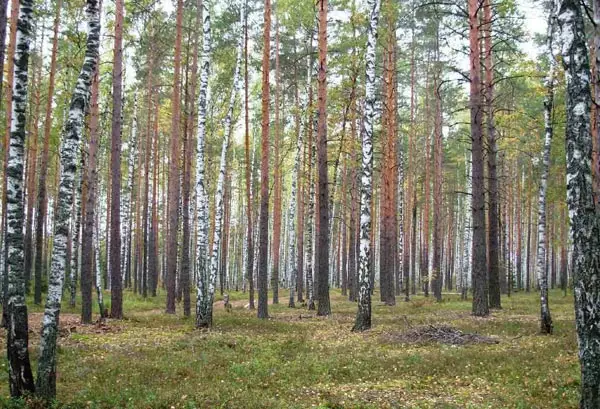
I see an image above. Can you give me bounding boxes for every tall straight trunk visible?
[559,1,600,407]
[220,173,232,294]
[109,0,124,318]
[257,0,271,319]
[181,0,200,317]
[431,27,443,302]
[525,175,532,293]
[35,1,100,399]
[535,5,557,335]
[484,0,501,309]
[411,189,417,295]
[316,0,330,316]
[305,66,316,310]
[201,20,243,328]
[404,10,416,302]
[469,0,488,316]
[150,101,159,297]
[81,25,102,324]
[286,86,304,307]
[295,52,305,303]
[24,36,42,295]
[379,0,396,305]
[142,31,154,299]
[166,0,183,314]
[594,0,600,205]
[353,0,381,332]
[1,0,19,315]
[5,0,35,397]
[122,94,137,289]
[195,0,211,326]
[516,170,523,292]
[271,22,282,304]
[70,163,83,306]
[243,0,254,309]
[422,77,432,297]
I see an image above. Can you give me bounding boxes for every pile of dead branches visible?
[383,325,499,346]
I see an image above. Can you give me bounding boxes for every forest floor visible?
[0,288,580,408]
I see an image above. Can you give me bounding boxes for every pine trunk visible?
[469,0,489,317]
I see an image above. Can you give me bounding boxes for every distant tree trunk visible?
[379,0,397,306]
[150,101,159,297]
[431,27,443,302]
[257,0,271,319]
[295,52,305,303]
[24,36,42,295]
[559,1,600,407]
[109,0,124,318]
[461,154,472,300]
[195,0,211,327]
[353,0,381,332]
[271,22,282,305]
[483,0,501,309]
[286,90,304,307]
[316,0,331,316]
[243,0,254,309]
[35,1,100,399]
[305,74,316,311]
[121,94,137,290]
[535,4,558,335]
[469,0,488,317]
[5,0,36,397]
[165,0,183,315]
[404,10,416,302]
[81,31,102,324]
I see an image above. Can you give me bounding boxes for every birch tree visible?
[536,3,557,335]
[558,1,600,406]
[6,0,35,397]
[352,0,381,332]
[199,14,243,328]
[195,0,211,329]
[35,0,101,399]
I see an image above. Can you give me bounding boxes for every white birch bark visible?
[353,0,381,332]
[199,7,243,328]
[195,0,212,328]
[558,1,600,406]
[6,0,35,397]
[536,4,557,334]
[36,0,101,399]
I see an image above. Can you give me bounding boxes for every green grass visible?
[0,289,580,408]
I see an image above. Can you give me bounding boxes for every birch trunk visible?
[35,0,100,399]
[536,5,557,335]
[6,0,35,397]
[195,0,211,328]
[558,2,600,407]
[352,0,381,332]
[205,33,242,326]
